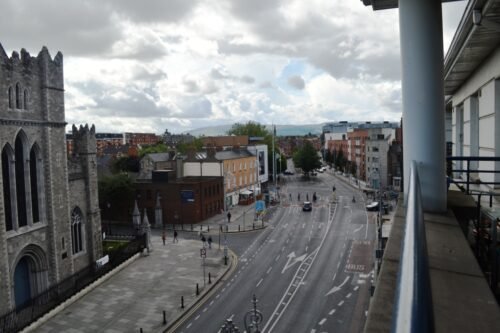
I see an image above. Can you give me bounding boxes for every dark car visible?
[302,201,312,212]
[284,170,294,175]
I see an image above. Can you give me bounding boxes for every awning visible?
[240,189,253,195]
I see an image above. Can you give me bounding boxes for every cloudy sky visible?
[1,0,466,134]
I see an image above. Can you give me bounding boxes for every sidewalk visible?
[24,232,234,333]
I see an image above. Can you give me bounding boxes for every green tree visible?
[138,143,169,157]
[98,174,135,221]
[110,156,140,174]
[325,149,333,166]
[176,137,203,154]
[292,141,322,175]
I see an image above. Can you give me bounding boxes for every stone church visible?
[0,43,102,314]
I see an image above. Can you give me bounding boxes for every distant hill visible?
[186,124,324,137]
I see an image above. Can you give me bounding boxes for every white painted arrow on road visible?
[281,252,307,274]
[325,276,350,296]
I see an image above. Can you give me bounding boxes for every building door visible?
[14,257,32,309]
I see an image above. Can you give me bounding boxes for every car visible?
[366,202,379,211]
[302,201,312,211]
[319,166,327,172]
[283,170,294,175]
[310,171,317,176]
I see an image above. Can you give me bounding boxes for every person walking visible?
[227,211,232,223]
[201,234,207,248]
[173,230,178,243]
[161,230,166,246]
[208,236,212,249]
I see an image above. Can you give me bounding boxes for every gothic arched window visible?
[2,146,14,231]
[23,89,29,110]
[15,83,22,109]
[15,134,27,227]
[71,207,84,254]
[30,146,40,223]
[8,87,13,109]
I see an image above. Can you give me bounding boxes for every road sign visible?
[200,248,206,258]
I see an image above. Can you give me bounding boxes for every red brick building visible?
[135,171,223,226]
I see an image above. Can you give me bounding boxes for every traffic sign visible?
[200,248,206,258]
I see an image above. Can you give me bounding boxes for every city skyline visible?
[1,0,466,134]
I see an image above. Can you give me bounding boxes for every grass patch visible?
[103,240,129,255]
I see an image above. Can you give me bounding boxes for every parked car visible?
[302,201,312,212]
[284,170,294,175]
[366,202,379,211]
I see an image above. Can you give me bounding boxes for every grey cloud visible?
[106,0,199,23]
[259,81,273,89]
[210,68,228,80]
[288,75,305,90]
[180,97,213,118]
[0,0,122,57]
[183,79,200,93]
[240,75,255,84]
[131,66,168,82]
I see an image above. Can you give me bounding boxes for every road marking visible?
[203,308,207,312]
[195,315,200,321]
[267,267,273,274]
[305,246,308,252]
[275,254,281,261]
[319,318,327,325]
[354,286,359,291]
[338,300,344,306]
[281,252,307,274]
[216,294,220,299]
[325,276,350,296]
[209,301,214,306]
[353,225,364,233]
[187,323,192,329]
[222,288,226,292]
[346,292,352,298]
[302,223,305,229]
[311,330,316,333]
[329,309,336,315]
[256,278,263,287]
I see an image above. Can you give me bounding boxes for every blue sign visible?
[255,200,265,212]
[181,190,195,203]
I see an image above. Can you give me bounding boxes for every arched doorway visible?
[14,257,32,309]
[12,245,48,310]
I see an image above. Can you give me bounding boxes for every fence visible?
[391,161,434,332]
[0,235,145,333]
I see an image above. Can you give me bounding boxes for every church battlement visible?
[71,124,97,155]
[0,42,65,122]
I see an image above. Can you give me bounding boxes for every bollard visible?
[200,225,202,231]
[196,283,200,296]
[224,255,228,266]
[209,272,212,284]
[163,310,167,325]
[140,329,143,333]
[208,225,210,232]
[226,225,228,232]
[238,225,240,232]
[253,223,255,230]
[181,296,184,309]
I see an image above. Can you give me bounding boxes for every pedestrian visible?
[289,193,292,201]
[161,230,166,246]
[173,230,178,243]
[298,193,300,201]
[208,236,212,249]
[201,234,206,247]
[227,211,232,223]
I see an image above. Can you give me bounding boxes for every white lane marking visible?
[311,330,316,333]
[353,225,364,233]
[338,300,344,306]
[302,223,305,229]
[216,294,220,299]
[319,318,327,325]
[256,278,263,287]
[305,246,308,252]
[346,292,352,298]
[329,309,336,315]
[195,315,200,321]
[275,254,281,261]
[354,286,359,291]
[209,301,214,306]
[203,308,207,313]
[222,288,226,292]
[325,276,350,296]
[281,252,307,274]
[187,323,192,329]
[267,267,273,274]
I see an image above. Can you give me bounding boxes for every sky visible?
[0,0,467,134]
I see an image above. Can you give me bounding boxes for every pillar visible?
[399,0,446,212]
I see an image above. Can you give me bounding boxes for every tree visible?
[292,141,322,175]
[227,121,270,138]
[138,143,169,157]
[110,156,140,174]
[176,137,203,154]
[325,149,333,166]
[98,174,135,221]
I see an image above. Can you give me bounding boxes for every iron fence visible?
[0,235,145,333]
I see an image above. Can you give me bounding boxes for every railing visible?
[447,156,500,200]
[0,235,146,333]
[391,161,434,333]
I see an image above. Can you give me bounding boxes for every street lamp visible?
[106,202,111,236]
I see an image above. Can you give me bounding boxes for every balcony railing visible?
[391,161,434,333]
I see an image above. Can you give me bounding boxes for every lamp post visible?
[106,202,111,237]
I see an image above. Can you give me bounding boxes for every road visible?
[175,169,376,333]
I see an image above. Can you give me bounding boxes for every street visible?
[175,170,376,333]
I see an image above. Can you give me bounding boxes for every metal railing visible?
[0,235,146,333]
[447,156,500,199]
[391,161,434,333]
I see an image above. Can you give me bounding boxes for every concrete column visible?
[399,0,446,212]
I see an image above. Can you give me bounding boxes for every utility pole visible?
[272,125,276,192]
